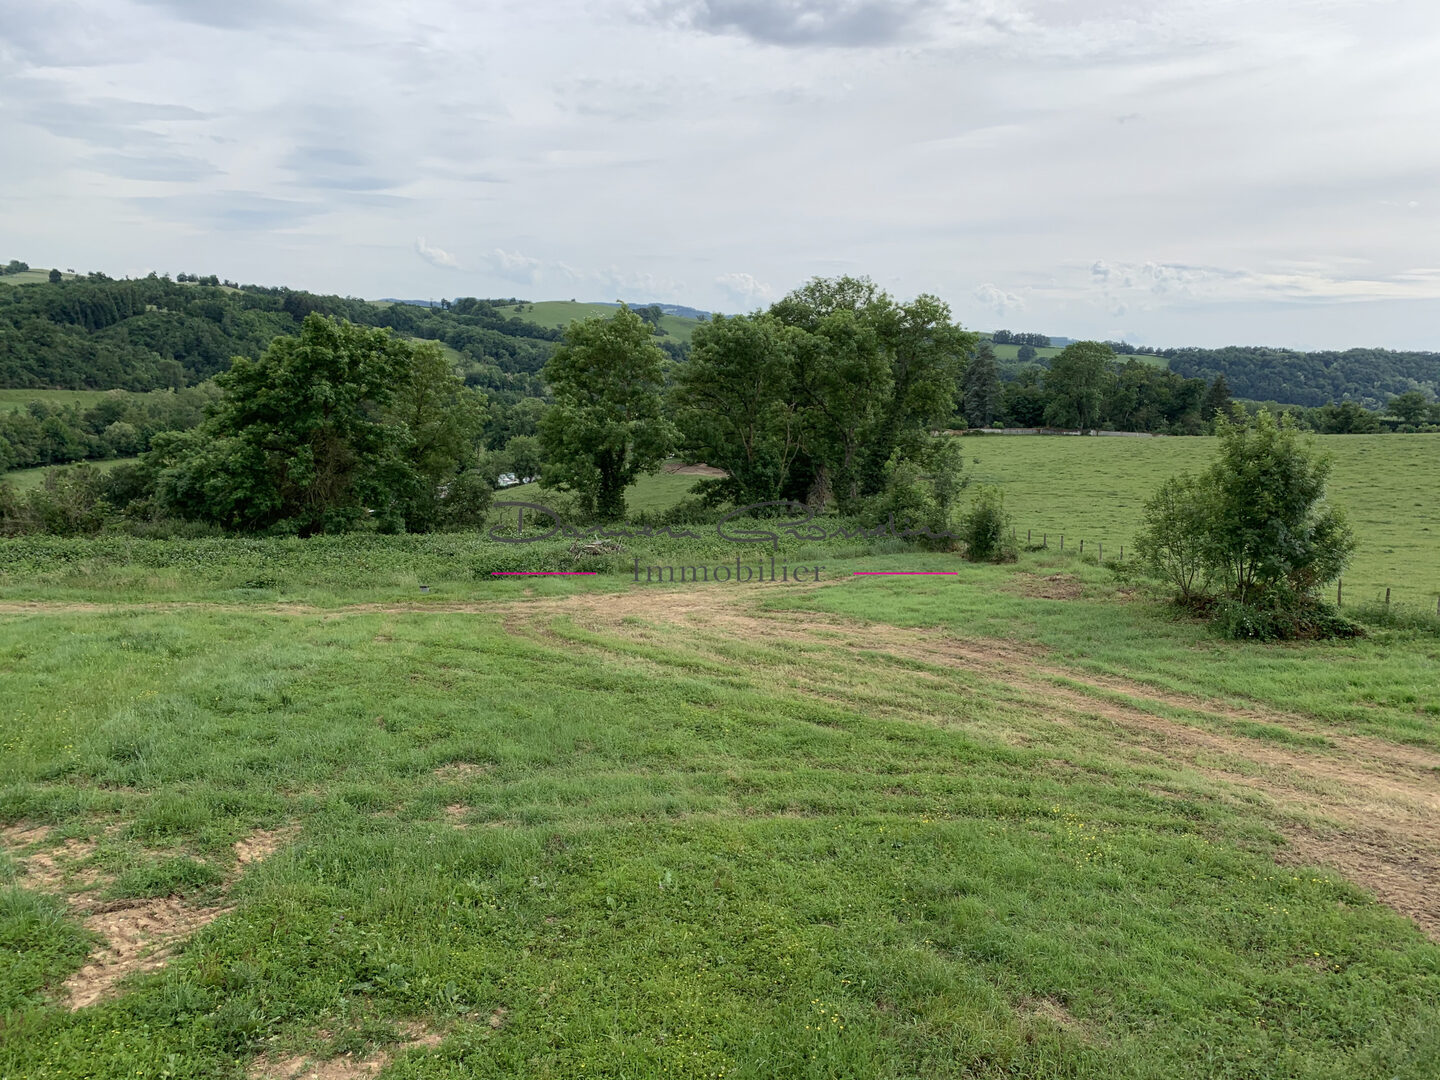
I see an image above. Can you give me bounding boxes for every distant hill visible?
[491,300,702,345]
[0,275,568,402]
[4,268,1435,409]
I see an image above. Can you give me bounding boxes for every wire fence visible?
[1008,526,1440,615]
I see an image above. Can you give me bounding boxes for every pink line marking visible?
[492,571,597,576]
[853,571,957,575]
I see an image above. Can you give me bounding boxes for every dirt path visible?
[492,587,1440,941]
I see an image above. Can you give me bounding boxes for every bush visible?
[1133,411,1357,639]
[1213,595,1363,642]
[959,486,1016,563]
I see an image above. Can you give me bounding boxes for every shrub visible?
[959,486,1016,563]
[1134,411,1357,639]
[1213,595,1363,642]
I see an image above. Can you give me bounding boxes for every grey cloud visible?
[125,0,316,30]
[651,0,937,47]
[130,192,322,231]
[12,94,209,149]
[85,151,221,182]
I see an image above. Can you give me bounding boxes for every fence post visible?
[1385,587,1391,607]
[1080,539,1084,555]
[1119,546,1123,562]
[1337,579,1342,606]
[1060,535,1064,551]
[1099,542,1103,562]
[1043,533,1047,548]
[1028,529,1031,543]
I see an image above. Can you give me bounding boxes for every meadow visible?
[963,434,1439,607]
[0,390,130,414]
[1,538,1438,1078]
[493,302,701,344]
[3,428,1440,1077]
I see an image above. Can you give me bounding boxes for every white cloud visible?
[973,283,1024,317]
[415,236,460,270]
[715,271,774,308]
[4,0,1440,346]
[490,248,543,283]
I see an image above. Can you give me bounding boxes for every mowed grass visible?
[962,434,1440,605]
[1,565,1439,1078]
[495,301,701,344]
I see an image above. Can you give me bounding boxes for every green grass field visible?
[1,539,1438,1078]
[0,270,79,287]
[3,457,134,491]
[962,434,1439,606]
[983,343,1165,368]
[499,466,706,516]
[496,302,701,345]
[0,390,131,414]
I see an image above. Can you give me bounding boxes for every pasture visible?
[494,301,701,344]
[1,542,1438,1078]
[0,390,128,414]
[2,457,133,491]
[963,434,1440,606]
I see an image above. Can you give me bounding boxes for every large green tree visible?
[538,306,678,520]
[150,314,484,534]
[961,342,1002,428]
[671,312,804,506]
[1043,341,1114,430]
[769,276,972,508]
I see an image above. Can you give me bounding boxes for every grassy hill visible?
[986,341,1168,368]
[495,301,702,344]
[0,269,80,287]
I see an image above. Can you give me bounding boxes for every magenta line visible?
[853,571,957,575]
[492,571,597,576]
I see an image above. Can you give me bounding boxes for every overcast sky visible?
[3,0,1438,348]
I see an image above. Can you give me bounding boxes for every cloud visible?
[490,248,543,283]
[129,192,322,231]
[647,0,937,47]
[415,237,460,270]
[715,271,774,308]
[973,283,1024,317]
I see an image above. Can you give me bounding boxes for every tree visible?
[959,486,1016,562]
[1043,341,1114,430]
[769,276,972,508]
[1387,389,1430,426]
[960,343,1002,427]
[48,269,62,284]
[1203,412,1355,602]
[538,306,678,520]
[382,340,488,531]
[1133,474,1216,600]
[1201,373,1232,423]
[1002,368,1047,427]
[151,314,427,534]
[1016,344,1037,363]
[1313,400,1381,434]
[502,434,544,484]
[1136,411,1355,612]
[672,312,804,506]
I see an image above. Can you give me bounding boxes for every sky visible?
[2,0,1439,349]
